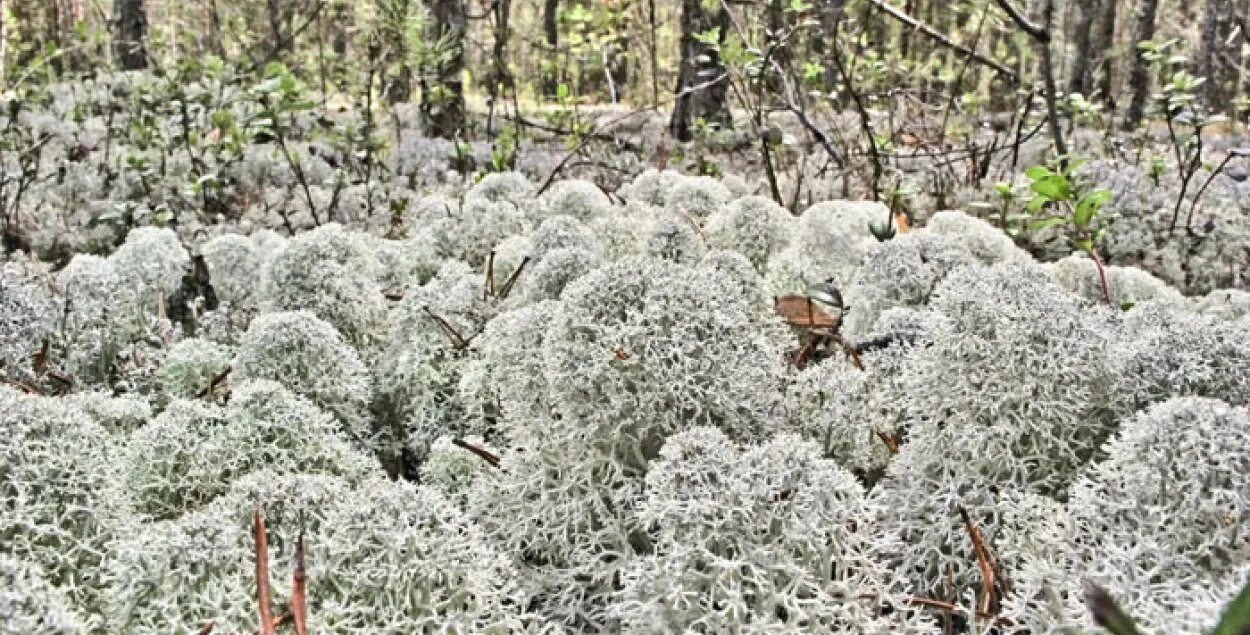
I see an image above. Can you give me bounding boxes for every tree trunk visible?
[1067,0,1096,96]
[1197,0,1236,107]
[542,0,559,97]
[669,0,732,141]
[112,0,148,70]
[1096,0,1117,105]
[1123,0,1160,129]
[419,0,466,138]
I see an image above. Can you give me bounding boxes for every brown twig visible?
[484,250,496,299]
[875,431,900,455]
[31,338,49,375]
[422,306,469,349]
[0,375,42,395]
[254,509,276,635]
[198,366,233,399]
[495,257,530,300]
[196,622,215,635]
[904,596,1014,626]
[958,506,1000,618]
[452,438,502,469]
[291,531,308,635]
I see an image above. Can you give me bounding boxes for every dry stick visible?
[198,366,232,399]
[253,509,276,635]
[484,250,496,300]
[291,531,308,635]
[495,257,531,300]
[0,375,41,394]
[422,306,469,349]
[903,596,1014,627]
[958,506,999,618]
[196,622,215,635]
[452,438,502,469]
[875,431,900,455]
[535,107,657,196]
[865,0,1018,83]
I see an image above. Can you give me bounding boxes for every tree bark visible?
[1067,0,1096,96]
[542,0,559,97]
[1123,0,1161,129]
[1096,0,1117,105]
[669,0,733,141]
[419,0,466,138]
[113,0,148,70]
[1197,0,1236,107]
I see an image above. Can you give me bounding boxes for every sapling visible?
[1023,160,1114,305]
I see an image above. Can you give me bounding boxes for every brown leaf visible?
[773,295,839,329]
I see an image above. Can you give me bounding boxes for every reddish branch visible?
[198,366,232,399]
[291,531,308,635]
[958,506,1001,617]
[253,509,276,635]
[452,438,502,469]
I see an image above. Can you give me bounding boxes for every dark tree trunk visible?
[542,0,559,97]
[1068,0,1096,96]
[112,0,148,70]
[419,0,466,138]
[1096,0,1118,105]
[1198,0,1236,107]
[814,0,846,91]
[669,0,732,141]
[1124,0,1160,129]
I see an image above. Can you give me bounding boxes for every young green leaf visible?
[1031,174,1072,201]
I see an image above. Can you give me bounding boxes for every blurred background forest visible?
[2,0,1249,292]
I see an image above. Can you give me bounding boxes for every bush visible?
[0,556,84,635]
[261,224,388,351]
[614,427,933,633]
[869,262,1119,597]
[703,194,794,269]
[233,311,373,443]
[108,227,190,303]
[104,473,536,633]
[1003,397,1250,633]
[0,391,121,623]
[157,338,233,399]
[0,263,55,382]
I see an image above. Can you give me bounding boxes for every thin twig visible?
[867,0,1018,81]
[291,531,308,635]
[452,438,502,469]
[196,622,215,635]
[422,306,469,349]
[254,509,276,635]
[875,431,900,455]
[495,257,530,300]
[958,506,999,618]
[198,366,233,399]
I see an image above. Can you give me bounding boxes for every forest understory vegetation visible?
[2,0,1250,633]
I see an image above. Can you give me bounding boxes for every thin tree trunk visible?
[419,0,466,138]
[113,0,148,70]
[669,0,732,141]
[1198,0,1236,107]
[542,0,559,97]
[1096,0,1117,105]
[1124,0,1161,129]
[0,0,7,85]
[1067,0,1096,96]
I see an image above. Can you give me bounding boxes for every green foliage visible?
[1212,576,1250,635]
[1024,161,1111,253]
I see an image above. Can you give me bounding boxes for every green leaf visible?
[1025,166,1053,180]
[1212,575,1250,635]
[1027,217,1068,232]
[1026,195,1051,212]
[1031,174,1072,201]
